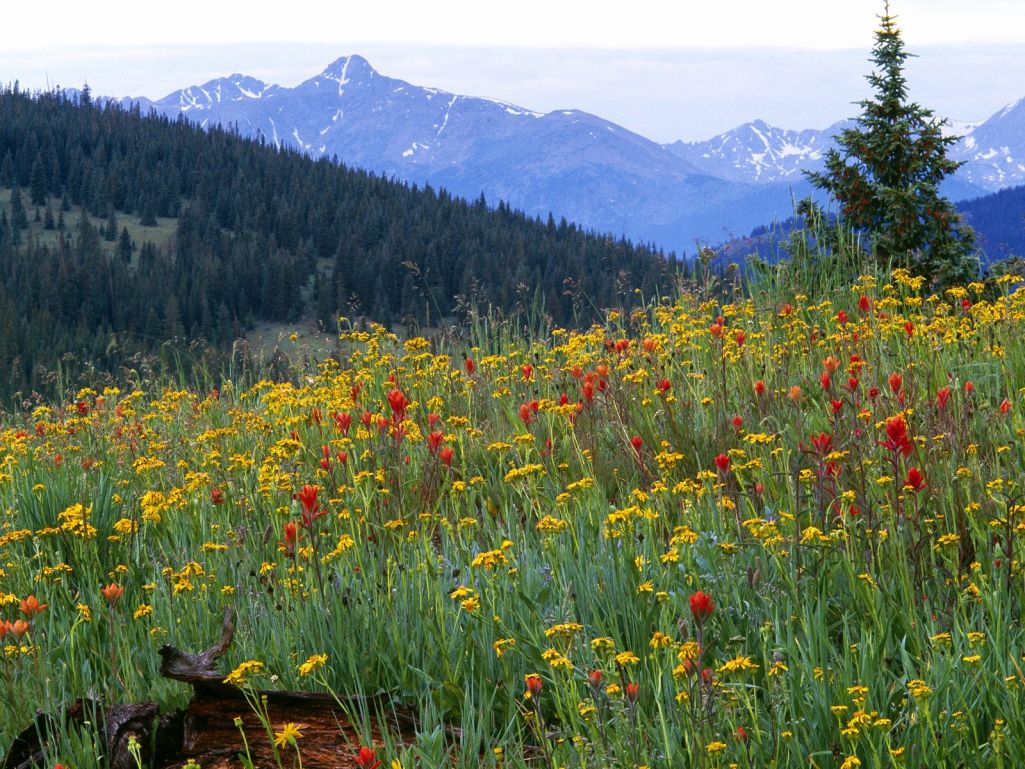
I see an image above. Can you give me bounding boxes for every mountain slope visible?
[113,55,1025,254]
[953,99,1025,191]
[119,56,813,251]
[958,183,1025,260]
[664,120,848,184]
[0,88,675,398]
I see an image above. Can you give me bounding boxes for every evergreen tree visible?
[9,186,28,231]
[105,207,118,241]
[138,195,158,227]
[117,226,134,263]
[29,153,47,205]
[805,2,976,285]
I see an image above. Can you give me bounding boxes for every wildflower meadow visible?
[2,267,1025,768]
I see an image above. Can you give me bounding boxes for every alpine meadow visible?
[2,4,1025,769]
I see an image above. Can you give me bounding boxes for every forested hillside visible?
[0,87,674,399]
[959,183,1025,261]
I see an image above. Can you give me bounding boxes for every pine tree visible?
[805,2,977,286]
[117,226,134,263]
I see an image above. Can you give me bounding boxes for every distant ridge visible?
[104,55,1025,255]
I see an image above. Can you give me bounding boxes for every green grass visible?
[0,187,178,257]
[2,258,1025,769]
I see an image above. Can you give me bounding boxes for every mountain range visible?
[108,55,1025,255]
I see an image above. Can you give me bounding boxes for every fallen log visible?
[3,607,451,769]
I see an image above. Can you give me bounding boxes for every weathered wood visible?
[176,687,405,768]
[3,607,456,769]
[158,606,236,684]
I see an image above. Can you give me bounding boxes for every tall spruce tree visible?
[805,2,977,286]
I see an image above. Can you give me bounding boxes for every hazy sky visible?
[2,1,1023,141]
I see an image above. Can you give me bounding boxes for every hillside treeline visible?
[0,86,675,399]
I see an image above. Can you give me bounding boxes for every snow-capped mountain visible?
[666,105,1024,200]
[112,55,1025,254]
[953,98,1025,191]
[664,120,848,184]
[114,56,817,252]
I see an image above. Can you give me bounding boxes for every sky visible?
[1,1,1024,141]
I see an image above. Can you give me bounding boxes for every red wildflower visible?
[354,746,382,769]
[754,380,765,397]
[904,467,927,493]
[625,682,640,704]
[521,363,534,381]
[582,379,596,402]
[888,372,903,394]
[20,595,48,617]
[689,590,715,623]
[734,331,746,347]
[333,411,352,435]
[8,619,29,638]
[518,403,534,426]
[837,309,849,326]
[439,447,454,467]
[714,453,731,474]
[297,485,322,526]
[464,356,476,375]
[1000,398,1012,414]
[587,669,602,688]
[525,674,543,697]
[630,435,643,453]
[881,416,913,456]
[100,583,125,607]
[210,487,225,505]
[809,432,833,455]
[284,520,298,546]
[427,430,445,456]
[731,415,743,431]
[858,295,871,313]
[936,387,952,411]
[387,388,409,421]
[656,378,671,394]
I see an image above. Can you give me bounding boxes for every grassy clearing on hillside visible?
[0,187,177,257]
[2,268,1025,768]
